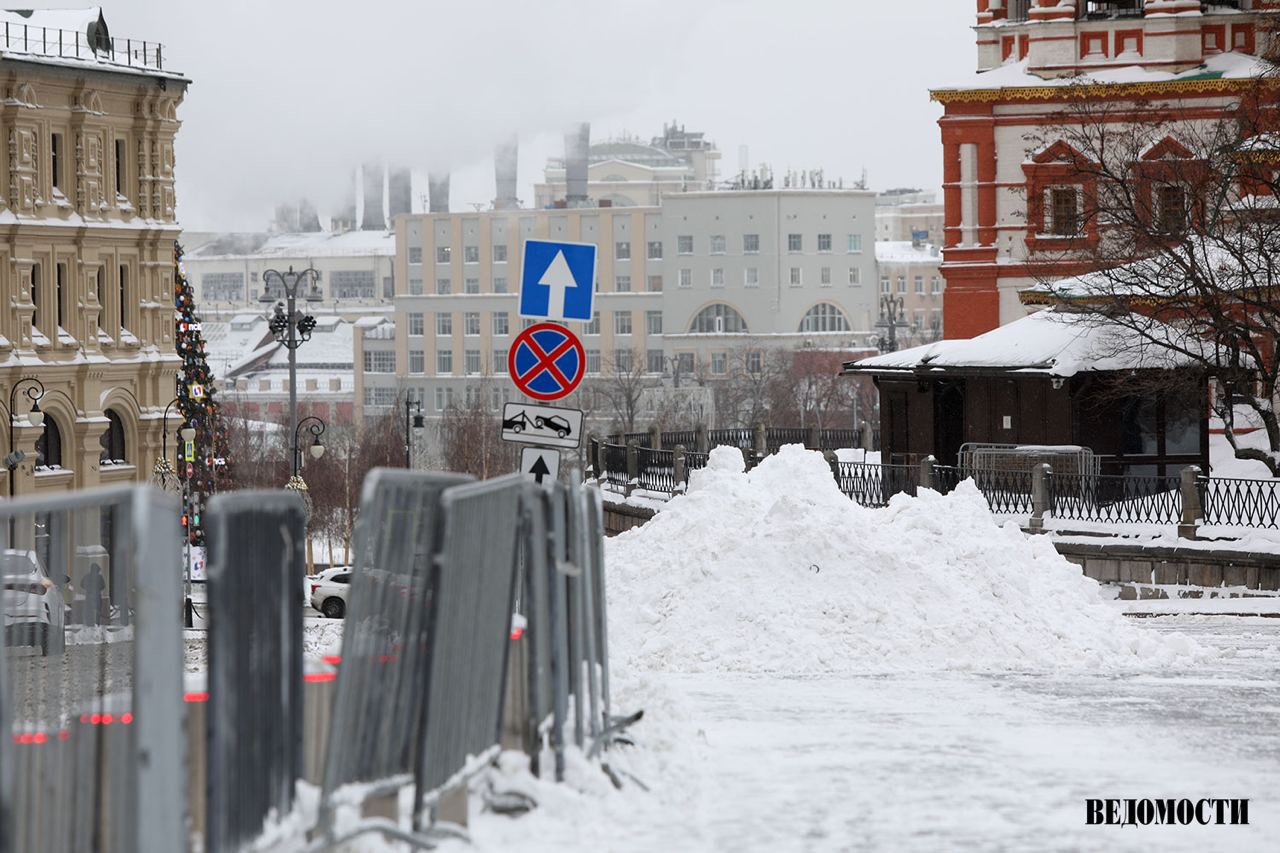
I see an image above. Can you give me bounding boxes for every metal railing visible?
[606,425,875,455]
[1202,476,1280,529]
[0,23,166,71]
[834,461,919,508]
[1050,471,1183,526]
[637,447,678,495]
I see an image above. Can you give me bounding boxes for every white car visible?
[1,549,65,656]
[302,566,349,608]
[310,571,353,619]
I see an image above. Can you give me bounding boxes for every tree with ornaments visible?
[173,242,232,545]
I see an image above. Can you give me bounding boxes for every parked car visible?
[303,566,349,607]
[1,549,65,656]
[534,414,572,438]
[310,571,353,618]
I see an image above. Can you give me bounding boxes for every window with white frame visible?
[789,267,802,286]
[409,350,425,374]
[787,233,802,252]
[408,312,424,335]
[493,349,508,373]
[743,233,760,254]
[615,241,631,260]
[914,276,925,294]
[818,233,832,253]
[679,269,692,288]
[847,234,863,253]
[849,268,861,286]
[409,278,423,295]
[646,349,664,374]
[614,311,632,335]
[363,351,396,373]
[464,278,480,294]
[586,349,601,373]
[408,247,423,264]
[493,244,508,263]
[711,268,725,288]
[689,303,748,334]
[436,278,451,295]
[492,312,509,336]
[436,313,452,335]
[494,276,508,293]
[896,277,907,294]
[585,311,600,335]
[464,312,480,335]
[710,235,726,254]
[820,267,832,287]
[613,349,633,372]
[881,276,891,293]
[465,350,481,374]
[464,246,480,263]
[615,274,632,293]
[436,349,453,374]
[647,275,663,292]
[647,241,662,260]
[931,276,942,294]
[745,267,759,288]
[677,235,694,255]
[437,246,451,263]
[798,303,852,333]
[711,352,727,374]
[746,350,763,374]
[646,310,663,335]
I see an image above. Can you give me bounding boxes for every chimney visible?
[361,162,386,231]
[564,123,590,208]
[428,172,450,214]
[494,136,519,211]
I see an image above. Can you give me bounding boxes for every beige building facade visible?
[0,10,188,502]
[876,241,944,347]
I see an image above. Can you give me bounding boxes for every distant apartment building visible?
[181,230,396,315]
[876,189,945,247]
[876,241,945,347]
[0,8,189,502]
[358,185,879,422]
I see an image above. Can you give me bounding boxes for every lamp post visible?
[151,397,182,493]
[261,266,321,484]
[5,377,45,502]
[875,295,910,354]
[180,422,196,627]
[292,416,327,476]
[404,399,424,469]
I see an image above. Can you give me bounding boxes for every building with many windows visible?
[875,240,945,347]
[0,8,188,503]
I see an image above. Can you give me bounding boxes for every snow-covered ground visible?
[442,448,1280,852]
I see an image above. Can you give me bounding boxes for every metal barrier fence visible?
[1202,476,1280,529]
[834,462,920,508]
[203,492,306,853]
[1049,472,1182,526]
[637,447,678,495]
[0,486,184,853]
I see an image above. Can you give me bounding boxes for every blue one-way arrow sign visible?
[519,239,597,322]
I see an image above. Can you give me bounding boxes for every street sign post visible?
[500,402,583,449]
[508,323,585,402]
[520,446,560,485]
[519,239,597,323]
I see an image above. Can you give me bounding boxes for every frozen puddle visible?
[460,617,1280,852]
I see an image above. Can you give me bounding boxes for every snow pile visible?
[607,446,1200,674]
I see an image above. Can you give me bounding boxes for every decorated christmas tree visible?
[173,241,232,545]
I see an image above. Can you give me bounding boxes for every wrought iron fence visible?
[834,462,920,507]
[637,448,678,495]
[708,428,754,449]
[601,443,629,491]
[1050,471,1182,526]
[664,430,697,449]
[1201,476,1280,529]
[820,429,859,451]
[765,428,807,452]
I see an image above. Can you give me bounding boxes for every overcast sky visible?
[76,0,974,230]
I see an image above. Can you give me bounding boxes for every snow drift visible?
[607,446,1199,674]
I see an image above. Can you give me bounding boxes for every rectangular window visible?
[586,349,601,374]
[117,264,126,330]
[464,278,480,294]
[1156,185,1187,235]
[492,244,508,263]
[820,267,832,287]
[818,233,832,253]
[408,312,425,335]
[436,278,452,295]
[614,311,632,335]
[849,268,861,286]
[464,312,480,335]
[1049,187,1080,236]
[745,267,759,288]
[409,350,425,374]
[492,312,509,336]
[363,350,396,373]
[679,269,692,288]
[647,241,663,260]
[711,352,727,375]
[646,349,665,374]
[788,233,802,253]
[409,278,423,295]
[364,387,397,407]
[465,350,481,374]
[647,275,663,292]
[915,276,925,294]
[677,235,694,255]
[615,274,632,293]
[115,138,127,200]
[436,313,453,335]
[711,268,725,288]
[743,234,760,254]
[896,277,907,294]
[202,273,245,302]
[613,349,633,372]
[789,267,802,287]
[56,263,66,328]
[408,247,423,264]
[615,241,631,260]
[436,349,453,374]
[931,276,942,294]
[646,310,663,335]
[880,276,890,294]
[677,352,695,377]
[51,133,63,192]
[436,246,451,263]
[847,234,863,253]
[493,349,508,373]
[331,270,377,300]
[586,311,600,335]
[746,350,763,375]
[710,235,726,254]
[464,246,480,263]
[435,387,446,411]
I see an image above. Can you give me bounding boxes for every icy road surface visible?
[462,616,1280,853]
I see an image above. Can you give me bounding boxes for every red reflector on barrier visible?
[57,730,70,741]
[304,672,336,684]
[120,713,134,725]
[510,628,525,641]
[183,692,209,703]
[101,714,114,725]
[322,655,341,665]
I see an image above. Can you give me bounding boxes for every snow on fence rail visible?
[590,441,1280,531]
[608,425,871,454]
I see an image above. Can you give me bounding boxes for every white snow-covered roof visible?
[846,308,1215,377]
[934,52,1270,97]
[875,241,941,264]
[186,230,395,260]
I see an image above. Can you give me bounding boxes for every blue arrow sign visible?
[519,239,597,322]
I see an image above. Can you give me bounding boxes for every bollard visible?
[807,425,820,450]
[673,444,687,491]
[918,454,936,493]
[1028,462,1051,534]
[824,449,840,486]
[753,422,767,462]
[1179,465,1202,540]
[625,441,639,497]
[695,424,709,454]
[587,433,599,479]
[860,419,874,453]
[648,424,661,451]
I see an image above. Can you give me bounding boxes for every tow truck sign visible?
[500,402,583,450]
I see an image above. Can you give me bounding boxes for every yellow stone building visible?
[0,8,188,502]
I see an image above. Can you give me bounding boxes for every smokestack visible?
[361,162,386,231]
[387,167,412,220]
[564,123,590,208]
[428,171,450,214]
[494,136,519,211]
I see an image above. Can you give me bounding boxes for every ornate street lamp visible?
[261,266,321,485]
[6,377,45,501]
[405,399,424,469]
[151,397,183,494]
[875,295,910,354]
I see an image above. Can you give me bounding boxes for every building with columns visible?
[934,0,1279,338]
[0,8,188,507]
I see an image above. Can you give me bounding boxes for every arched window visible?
[35,418,63,470]
[799,303,852,333]
[99,410,127,465]
[689,303,749,334]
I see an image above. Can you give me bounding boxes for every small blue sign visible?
[519,239,597,322]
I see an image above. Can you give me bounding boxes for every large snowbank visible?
[608,446,1198,674]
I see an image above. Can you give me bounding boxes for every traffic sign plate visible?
[500,403,583,449]
[520,446,560,485]
[509,323,585,402]
[519,239,597,322]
